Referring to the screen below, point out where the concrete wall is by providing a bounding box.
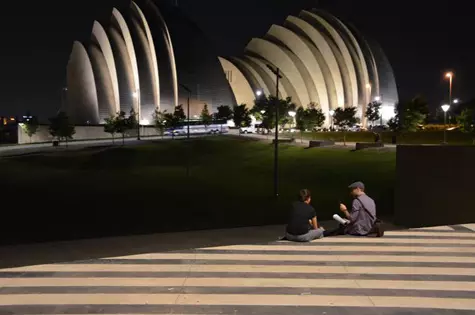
[394,145,475,227]
[17,125,162,144]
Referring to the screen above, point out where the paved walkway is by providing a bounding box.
[0,134,209,158]
[232,131,397,149]
[0,223,474,314]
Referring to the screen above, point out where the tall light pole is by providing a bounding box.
[445,72,453,109]
[441,104,450,144]
[267,64,282,198]
[133,90,140,140]
[179,84,191,139]
[179,84,192,178]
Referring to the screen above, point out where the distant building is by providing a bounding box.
[66,2,398,127]
[219,9,398,127]
[66,0,234,125]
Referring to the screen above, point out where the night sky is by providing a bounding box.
[0,0,472,118]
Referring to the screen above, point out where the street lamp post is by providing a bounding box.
[441,104,450,144]
[179,84,191,139]
[445,72,453,109]
[267,65,282,198]
[179,84,192,177]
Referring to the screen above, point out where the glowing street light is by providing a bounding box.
[453,98,460,104]
[445,72,454,108]
[374,96,381,102]
[256,89,263,97]
[441,104,450,144]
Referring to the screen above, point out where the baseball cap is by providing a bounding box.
[348,181,365,190]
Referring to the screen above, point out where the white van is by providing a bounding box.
[239,125,256,134]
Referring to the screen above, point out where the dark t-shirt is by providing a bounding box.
[286,201,317,235]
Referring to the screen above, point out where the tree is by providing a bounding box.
[215,105,233,121]
[306,103,326,130]
[333,107,357,146]
[295,105,326,143]
[251,95,297,132]
[200,104,213,131]
[161,107,183,140]
[106,108,139,145]
[113,111,130,145]
[104,116,117,144]
[128,108,138,131]
[387,116,399,132]
[392,97,428,132]
[22,113,39,143]
[153,109,167,139]
[233,104,252,131]
[365,101,382,126]
[173,105,186,122]
[49,111,75,147]
[457,108,475,144]
[295,107,311,143]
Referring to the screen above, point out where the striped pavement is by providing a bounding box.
[0,224,474,314]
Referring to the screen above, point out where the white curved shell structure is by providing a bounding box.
[64,4,397,128]
[219,9,398,127]
[66,41,99,124]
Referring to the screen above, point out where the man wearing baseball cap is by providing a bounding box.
[324,181,383,237]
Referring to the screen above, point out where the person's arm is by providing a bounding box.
[344,200,362,222]
[339,203,351,219]
[310,216,318,229]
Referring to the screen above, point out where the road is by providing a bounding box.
[0,223,474,314]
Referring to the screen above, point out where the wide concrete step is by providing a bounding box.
[0,223,474,314]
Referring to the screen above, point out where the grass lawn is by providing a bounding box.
[0,136,396,245]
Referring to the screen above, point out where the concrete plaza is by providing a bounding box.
[0,223,474,314]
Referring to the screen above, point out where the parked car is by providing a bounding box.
[239,125,256,134]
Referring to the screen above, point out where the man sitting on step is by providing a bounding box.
[324,181,384,237]
[284,189,325,242]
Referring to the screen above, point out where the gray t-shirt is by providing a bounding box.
[345,194,376,236]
